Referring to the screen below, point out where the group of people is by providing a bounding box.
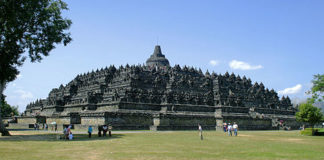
[63,125,73,140]
[88,124,112,138]
[223,122,239,136]
[33,123,57,131]
[197,122,239,140]
[33,123,40,130]
[34,123,48,130]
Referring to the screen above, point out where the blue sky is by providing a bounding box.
[4,0,324,112]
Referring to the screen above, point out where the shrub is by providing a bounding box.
[301,128,324,136]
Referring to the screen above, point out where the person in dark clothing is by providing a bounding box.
[103,125,108,137]
[98,126,102,137]
[54,124,57,132]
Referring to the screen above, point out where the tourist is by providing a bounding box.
[233,122,238,136]
[223,122,227,132]
[54,124,58,132]
[302,125,305,130]
[63,127,67,139]
[69,132,73,140]
[108,124,112,137]
[103,125,108,137]
[66,126,71,139]
[227,123,233,136]
[45,123,48,130]
[98,126,102,137]
[34,123,37,130]
[88,126,93,138]
[198,124,203,140]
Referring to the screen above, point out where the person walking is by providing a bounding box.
[233,122,239,136]
[66,125,71,139]
[88,126,93,138]
[34,123,37,130]
[227,123,233,136]
[108,124,112,137]
[103,125,108,137]
[223,122,227,132]
[98,126,102,137]
[63,127,67,140]
[198,124,203,140]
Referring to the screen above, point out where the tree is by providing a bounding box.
[296,103,323,135]
[1,99,19,117]
[308,74,324,104]
[0,0,72,136]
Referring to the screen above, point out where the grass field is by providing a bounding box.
[1,130,324,160]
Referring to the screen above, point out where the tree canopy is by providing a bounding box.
[1,100,19,117]
[308,74,324,103]
[296,103,323,132]
[0,0,72,136]
[0,0,72,84]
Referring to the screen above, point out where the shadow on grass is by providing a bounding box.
[0,133,125,142]
[7,128,35,131]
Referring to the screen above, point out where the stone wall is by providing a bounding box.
[47,117,70,125]
[155,114,216,130]
[17,117,36,124]
[81,117,105,125]
[223,117,272,130]
[281,118,302,129]
[2,117,14,124]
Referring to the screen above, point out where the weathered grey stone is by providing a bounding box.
[20,46,299,130]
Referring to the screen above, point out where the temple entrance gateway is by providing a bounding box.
[70,113,81,124]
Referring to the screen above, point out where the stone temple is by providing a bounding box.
[18,45,298,130]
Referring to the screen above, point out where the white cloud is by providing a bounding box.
[15,89,34,100]
[209,60,220,66]
[229,60,263,70]
[17,74,22,79]
[278,84,302,95]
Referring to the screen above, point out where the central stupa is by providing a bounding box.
[146,45,170,67]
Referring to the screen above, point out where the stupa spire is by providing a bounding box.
[153,45,163,56]
[146,45,170,67]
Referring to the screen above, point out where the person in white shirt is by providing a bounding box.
[69,132,73,140]
[227,123,233,136]
[198,124,203,140]
[233,122,238,136]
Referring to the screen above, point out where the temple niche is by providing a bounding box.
[20,45,298,131]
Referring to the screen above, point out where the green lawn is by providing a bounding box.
[1,130,324,160]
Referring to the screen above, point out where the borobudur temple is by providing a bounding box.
[18,45,299,130]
